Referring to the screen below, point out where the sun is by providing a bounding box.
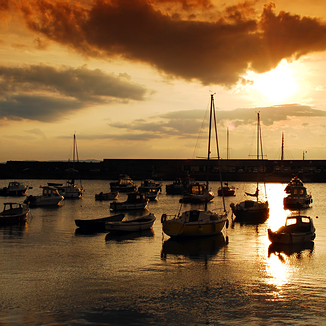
[251,60,299,103]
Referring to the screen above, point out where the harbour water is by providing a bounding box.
[1,179,326,325]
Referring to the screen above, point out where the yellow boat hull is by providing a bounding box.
[162,219,226,237]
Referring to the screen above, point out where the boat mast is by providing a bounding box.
[212,95,226,212]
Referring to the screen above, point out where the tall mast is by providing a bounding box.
[227,127,229,160]
[281,132,284,162]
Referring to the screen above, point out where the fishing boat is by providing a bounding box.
[110,192,148,211]
[57,134,84,199]
[161,94,228,238]
[138,179,162,193]
[24,186,64,208]
[0,202,30,225]
[283,176,312,209]
[105,213,156,232]
[230,113,269,224]
[0,181,29,196]
[179,182,214,204]
[95,191,119,201]
[75,213,125,232]
[110,174,137,193]
[268,214,316,244]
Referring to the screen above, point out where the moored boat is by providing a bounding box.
[95,191,119,201]
[218,183,235,196]
[0,202,30,225]
[166,176,195,195]
[138,179,162,193]
[110,192,148,211]
[179,182,214,204]
[283,176,312,209]
[0,182,29,196]
[105,213,156,232]
[230,113,269,224]
[110,174,137,193]
[162,94,229,238]
[75,213,125,232]
[268,215,316,244]
[24,186,64,208]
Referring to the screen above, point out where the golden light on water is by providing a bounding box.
[266,183,290,231]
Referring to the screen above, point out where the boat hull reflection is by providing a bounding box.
[161,234,228,261]
[105,228,154,242]
[268,241,314,258]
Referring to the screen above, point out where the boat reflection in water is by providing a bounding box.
[105,228,154,242]
[268,241,314,260]
[161,234,228,262]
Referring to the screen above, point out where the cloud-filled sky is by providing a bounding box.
[1,0,326,161]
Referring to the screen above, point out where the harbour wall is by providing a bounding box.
[1,159,326,182]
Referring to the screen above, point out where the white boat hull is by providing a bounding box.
[105,214,156,232]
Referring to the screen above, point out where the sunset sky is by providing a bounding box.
[1,0,326,162]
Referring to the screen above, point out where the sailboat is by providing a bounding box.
[218,127,235,196]
[52,134,84,199]
[230,113,269,223]
[161,94,228,238]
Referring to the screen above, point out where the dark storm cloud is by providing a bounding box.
[0,65,148,121]
[20,0,326,85]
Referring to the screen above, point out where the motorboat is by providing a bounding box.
[105,213,156,232]
[24,186,64,208]
[0,202,30,225]
[165,176,195,195]
[0,181,29,196]
[179,182,214,204]
[162,94,229,238]
[75,213,125,232]
[110,174,137,193]
[95,191,119,201]
[217,183,235,197]
[138,179,162,193]
[283,176,312,209]
[230,113,269,224]
[141,189,159,201]
[110,192,148,211]
[268,215,316,244]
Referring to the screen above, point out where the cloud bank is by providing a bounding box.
[17,0,326,86]
[0,65,148,121]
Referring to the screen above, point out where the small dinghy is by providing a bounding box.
[105,213,156,233]
[75,213,125,232]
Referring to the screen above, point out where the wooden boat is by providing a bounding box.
[110,192,148,211]
[0,182,29,196]
[268,215,316,244]
[110,174,137,193]
[105,213,156,232]
[179,182,214,204]
[0,202,30,225]
[24,186,64,208]
[95,191,118,201]
[283,176,312,209]
[75,213,124,232]
[162,94,228,238]
[230,113,269,224]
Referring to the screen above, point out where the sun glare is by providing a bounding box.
[252,61,299,103]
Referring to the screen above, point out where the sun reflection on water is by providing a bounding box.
[266,183,290,231]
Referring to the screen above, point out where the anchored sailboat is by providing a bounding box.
[230,112,269,224]
[161,93,228,238]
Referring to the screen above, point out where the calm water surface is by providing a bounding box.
[1,179,326,325]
